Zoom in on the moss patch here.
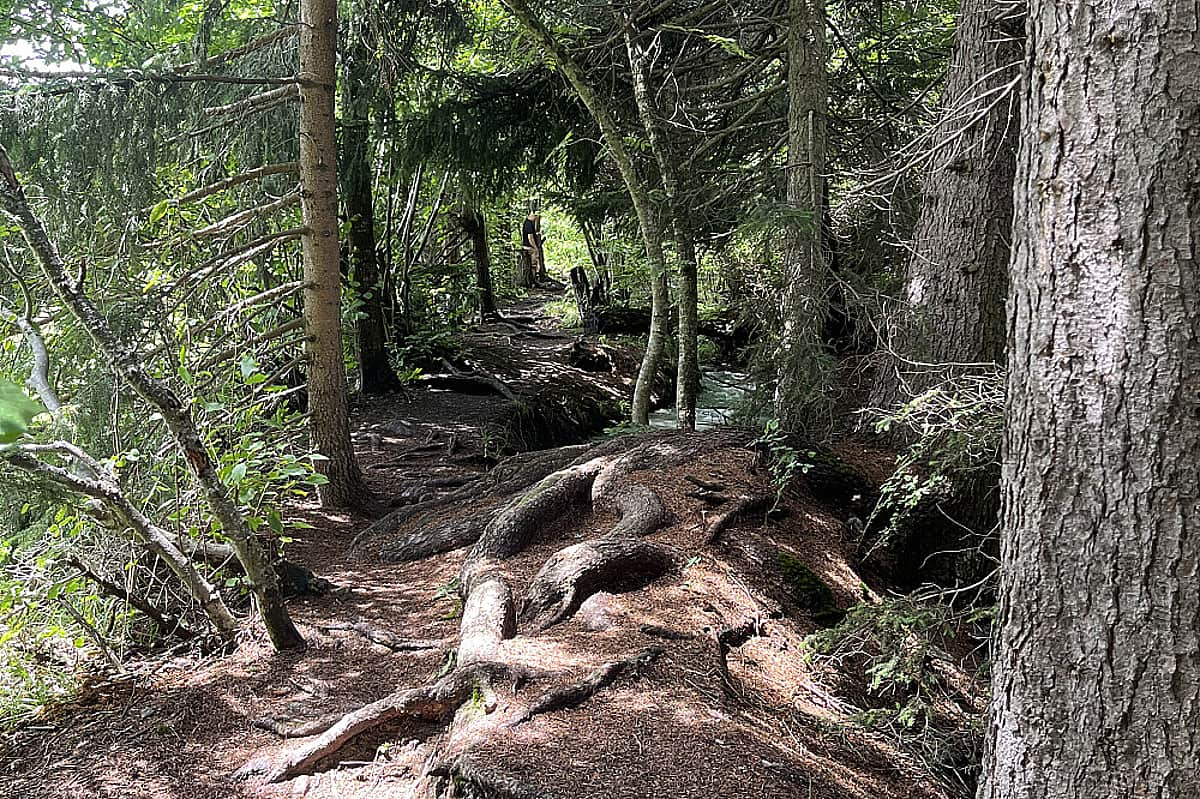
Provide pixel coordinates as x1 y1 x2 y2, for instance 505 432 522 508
775 551 844 625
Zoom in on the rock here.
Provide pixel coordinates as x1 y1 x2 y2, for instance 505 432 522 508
577 592 624 631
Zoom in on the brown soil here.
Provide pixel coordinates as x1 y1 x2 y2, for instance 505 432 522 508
0 294 975 799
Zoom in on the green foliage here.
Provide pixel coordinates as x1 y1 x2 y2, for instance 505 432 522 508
867 370 1003 550
753 419 814 503
0 379 40 443
804 595 989 798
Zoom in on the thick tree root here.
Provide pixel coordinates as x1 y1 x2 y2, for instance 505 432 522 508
241 663 522 784
367 446 592 560
507 646 664 727
381 514 494 563
604 484 670 538
458 575 516 666
518 538 676 630
469 458 608 563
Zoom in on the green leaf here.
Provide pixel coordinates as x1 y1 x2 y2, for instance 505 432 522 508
227 462 248 486
149 199 170 225
0 380 43 444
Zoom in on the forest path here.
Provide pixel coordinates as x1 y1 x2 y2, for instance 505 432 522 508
0 292 968 799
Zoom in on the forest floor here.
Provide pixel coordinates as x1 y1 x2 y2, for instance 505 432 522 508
0 291 979 799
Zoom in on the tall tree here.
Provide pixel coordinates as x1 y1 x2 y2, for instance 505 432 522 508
299 0 368 506
981 0 1200 793
773 0 830 431
342 23 402 395
501 0 670 426
625 26 700 430
871 0 1022 409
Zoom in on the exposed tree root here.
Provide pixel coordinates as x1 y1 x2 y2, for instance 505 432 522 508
685 475 727 493
518 538 676 630
507 645 664 727
322 621 444 652
251 713 347 739
458 575 516 666
604 484 671 538
241 432 778 789
241 665 506 783
711 617 769 698
704 493 776 545
462 457 609 585
364 446 590 559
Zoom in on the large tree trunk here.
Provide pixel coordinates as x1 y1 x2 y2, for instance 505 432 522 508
299 0 368 507
341 33 401 395
772 0 829 432
980 0 1200 794
870 0 1022 411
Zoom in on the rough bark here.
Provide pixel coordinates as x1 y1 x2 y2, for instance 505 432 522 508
569 266 602 335
979 0 1200 794
870 0 1022 411
299 0 368 507
773 0 830 431
501 0 669 426
0 148 301 650
517 537 675 630
341 34 401 395
515 247 537 289
454 208 500 321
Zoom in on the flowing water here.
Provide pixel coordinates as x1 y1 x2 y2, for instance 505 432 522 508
649 369 759 430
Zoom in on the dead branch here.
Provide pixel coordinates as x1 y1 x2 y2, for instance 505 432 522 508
203 84 299 117
322 621 443 652
704 493 775 544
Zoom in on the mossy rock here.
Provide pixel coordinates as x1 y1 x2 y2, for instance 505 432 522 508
775 551 845 625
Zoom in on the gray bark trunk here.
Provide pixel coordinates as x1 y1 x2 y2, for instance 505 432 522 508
299 0 368 507
980 0 1200 792
871 0 1022 411
625 28 699 431
501 0 669 427
773 0 829 431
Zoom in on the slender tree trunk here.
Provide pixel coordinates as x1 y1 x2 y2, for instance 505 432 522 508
870 0 1022 411
773 0 829 431
299 0 368 507
981 0 1200 793
0 146 303 651
501 0 669 426
341 35 401 395
454 208 500 322
625 28 700 431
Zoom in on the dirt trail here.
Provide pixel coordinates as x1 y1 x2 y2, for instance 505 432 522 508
0 293 972 799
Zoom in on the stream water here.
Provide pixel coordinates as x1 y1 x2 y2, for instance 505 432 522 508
649 369 759 430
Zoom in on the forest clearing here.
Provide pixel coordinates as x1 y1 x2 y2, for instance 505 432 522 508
0 1 1196 798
